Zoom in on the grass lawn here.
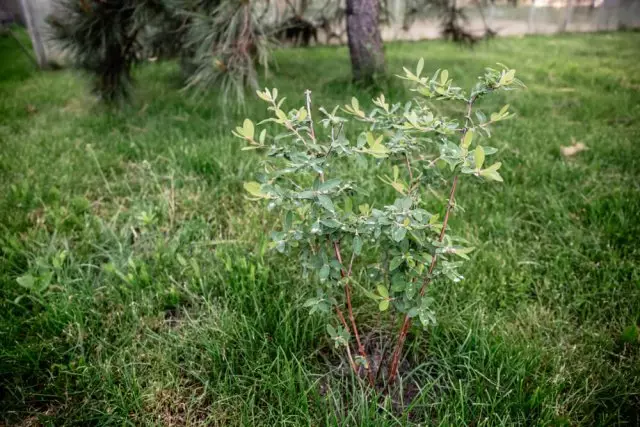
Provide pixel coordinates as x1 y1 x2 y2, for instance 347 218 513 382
1 31 640 425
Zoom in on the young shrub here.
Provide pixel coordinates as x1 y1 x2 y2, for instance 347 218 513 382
235 62 523 387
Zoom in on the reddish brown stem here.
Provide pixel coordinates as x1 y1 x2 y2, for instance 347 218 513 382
333 241 375 386
335 305 350 333
405 154 414 183
304 90 316 142
387 175 459 385
335 305 358 374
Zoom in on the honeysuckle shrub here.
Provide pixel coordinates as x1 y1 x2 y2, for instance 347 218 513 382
234 61 523 386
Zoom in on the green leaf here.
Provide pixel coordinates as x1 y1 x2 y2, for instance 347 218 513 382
393 165 399 182
303 297 320 307
389 256 403 271
317 195 335 213
283 211 293 230
462 129 474 149
16 274 35 289
416 58 424 77
319 265 330 281
400 197 412 211
376 284 389 298
244 181 269 199
319 178 341 192
353 236 363 255
326 324 337 337
391 227 407 242
351 97 359 111
499 104 510 116
484 161 502 172
452 246 475 260
391 279 406 292
378 299 390 311
440 69 448 85
366 132 375 147
275 109 287 121
256 89 271 101
344 197 353 213
500 69 516 85
417 297 436 329
474 146 485 170
365 134 390 158
297 190 315 200
391 182 406 194
480 162 503 182
480 169 503 182
402 67 418 81
321 219 340 228
243 119 254 140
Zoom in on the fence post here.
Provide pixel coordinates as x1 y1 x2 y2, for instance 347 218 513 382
528 0 536 33
18 0 48 68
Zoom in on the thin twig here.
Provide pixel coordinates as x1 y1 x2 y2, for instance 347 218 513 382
334 305 358 374
335 306 350 333
333 241 375 386
405 155 413 181
304 89 316 142
345 345 358 374
346 250 356 277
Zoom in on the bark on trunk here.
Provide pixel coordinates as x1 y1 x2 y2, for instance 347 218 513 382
346 0 385 81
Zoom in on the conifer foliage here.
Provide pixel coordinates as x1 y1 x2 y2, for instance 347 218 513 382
48 0 271 103
48 0 168 103
180 0 271 103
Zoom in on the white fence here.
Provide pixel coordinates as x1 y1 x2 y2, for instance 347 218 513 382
4 0 640 67
382 1 640 41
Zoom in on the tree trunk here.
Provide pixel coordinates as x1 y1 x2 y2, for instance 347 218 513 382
346 0 385 81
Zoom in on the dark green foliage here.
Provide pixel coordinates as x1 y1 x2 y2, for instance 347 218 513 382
180 0 272 104
48 0 272 104
48 0 168 103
